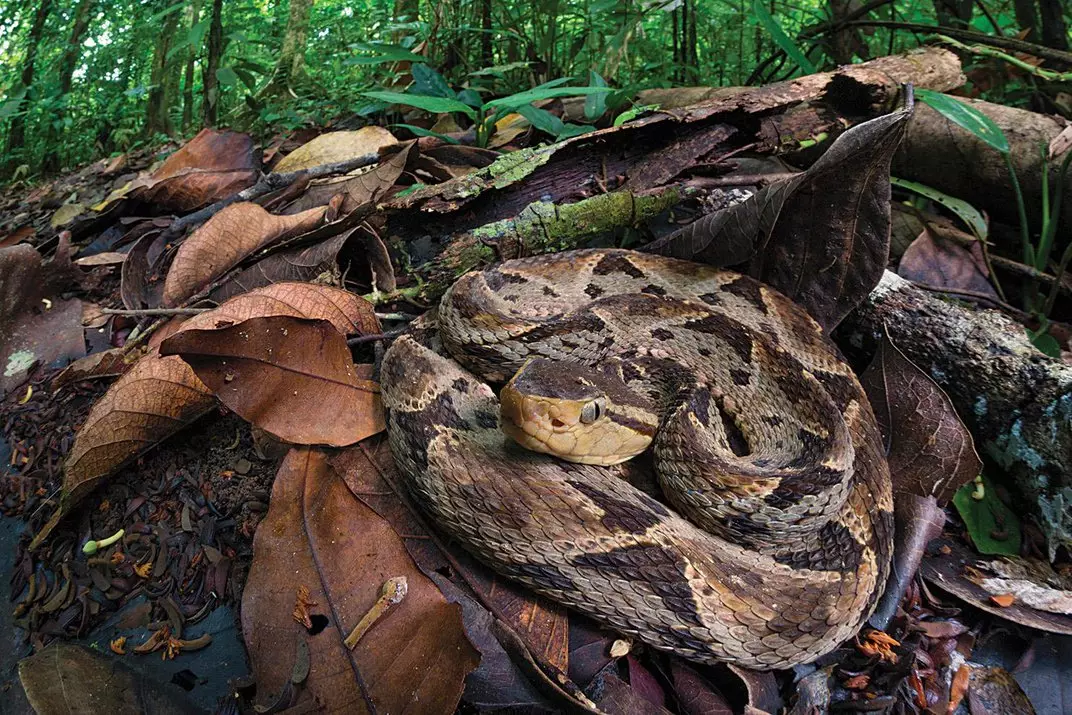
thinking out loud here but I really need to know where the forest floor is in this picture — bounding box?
[2,49,1072,715]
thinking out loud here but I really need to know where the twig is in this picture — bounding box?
[159,153,381,241]
[347,327,408,346]
[686,172,799,188]
[838,21,1072,66]
[102,307,208,317]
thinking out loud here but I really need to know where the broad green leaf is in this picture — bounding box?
[892,177,989,240]
[391,124,460,144]
[752,0,817,74]
[517,105,564,136]
[953,473,1021,556]
[916,89,1010,154]
[469,61,532,77]
[486,86,612,111]
[584,71,608,121]
[360,91,477,119]
[457,88,484,109]
[1029,329,1062,357]
[411,64,456,99]
[216,67,239,87]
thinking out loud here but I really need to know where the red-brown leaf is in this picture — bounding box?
[241,448,479,713]
[162,202,327,306]
[898,229,997,297]
[160,315,383,446]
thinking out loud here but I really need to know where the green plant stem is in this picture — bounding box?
[1004,153,1032,267]
[1037,150,1072,273]
[1043,239,1072,318]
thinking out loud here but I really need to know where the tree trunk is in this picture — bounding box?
[202,0,223,127]
[840,272,1072,557]
[1012,0,1040,42]
[480,0,493,68]
[4,0,54,170]
[182,0,202,131]
[269,0,314,94]
[42,0,95,173]
[931,0,973,27]
[1037,0,1069,51]
[145,2,181,136]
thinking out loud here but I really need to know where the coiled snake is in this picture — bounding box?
[381,249,893,669]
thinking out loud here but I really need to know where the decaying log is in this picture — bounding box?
[893,98,1071,245]
[840,271,1072,555]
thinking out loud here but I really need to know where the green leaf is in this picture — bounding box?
[517,105,564,136]
[891,177,989,240]
[360,91,477,119]
[485,86,612,111]
[390,124,461,144]
[457,88,484,109]
[953,473,1021,556]
[752,0,817,74]
[916,89,1010,154]
[216,67,239,87]
[411,64,456,99]
[1029,329,1062,357]
[584,71,608,121]
[347,43,428,65]
[614,104,659,127]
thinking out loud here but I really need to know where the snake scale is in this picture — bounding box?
[381,249,893,669]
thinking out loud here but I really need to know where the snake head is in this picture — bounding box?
[499,358,657,465]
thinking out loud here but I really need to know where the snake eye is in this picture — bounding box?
[580,400,603,424]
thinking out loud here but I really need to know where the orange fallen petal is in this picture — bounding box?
[110,636,127,655]
[990,593,1016,607]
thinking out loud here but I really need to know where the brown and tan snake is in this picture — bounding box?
[381,249,893,669]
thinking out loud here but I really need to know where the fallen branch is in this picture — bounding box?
[102,307,208,317]
[160,153,381,241]
[840,272,1072,556]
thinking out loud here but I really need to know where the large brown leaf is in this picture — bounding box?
[160,315,383,447]
[34,283,378,550]
[162,202,327,306]
[646,103,913,331]
[130,129,258,212]
[332,441,580,711]
[241,448,479,713]
[19,643,199,715]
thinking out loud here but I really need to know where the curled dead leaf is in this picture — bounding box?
[162,202,328,306]
[272,127,397,173]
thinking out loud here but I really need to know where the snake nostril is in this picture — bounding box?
[551,418,565,428]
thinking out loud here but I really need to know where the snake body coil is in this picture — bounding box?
[381,249,893,669]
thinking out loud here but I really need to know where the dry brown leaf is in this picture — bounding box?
[162,202,327,306]
[282,140,417,215]
[860,329,981,501]
[129,128,259,212]
[273,127,397,173]
[0,225,34,248]
[34,283,378,549]
[51,346,144,389]
[75,252,126,267]
[160,316,383,447]
[241,448,479,713]
[967,665,1037,714]
[19,643,199,714]
[898,229,997,297]
[207,232,351,304]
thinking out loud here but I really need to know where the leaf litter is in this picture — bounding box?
[0,76,1068,714]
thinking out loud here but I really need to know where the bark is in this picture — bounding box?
[891,98,1072,249]
[42,0,96,173]
[4,0,54,167]
[1038,0,1069,52]
[480,0,493,68]
[145,1,181,136]
[182,0,202,131]
[202,0,223,127]
[274,0,314,92]
[840,271,1072,556]
[1013,0,1040,42]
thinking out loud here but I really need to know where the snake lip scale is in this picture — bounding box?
[381,248,894,670]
